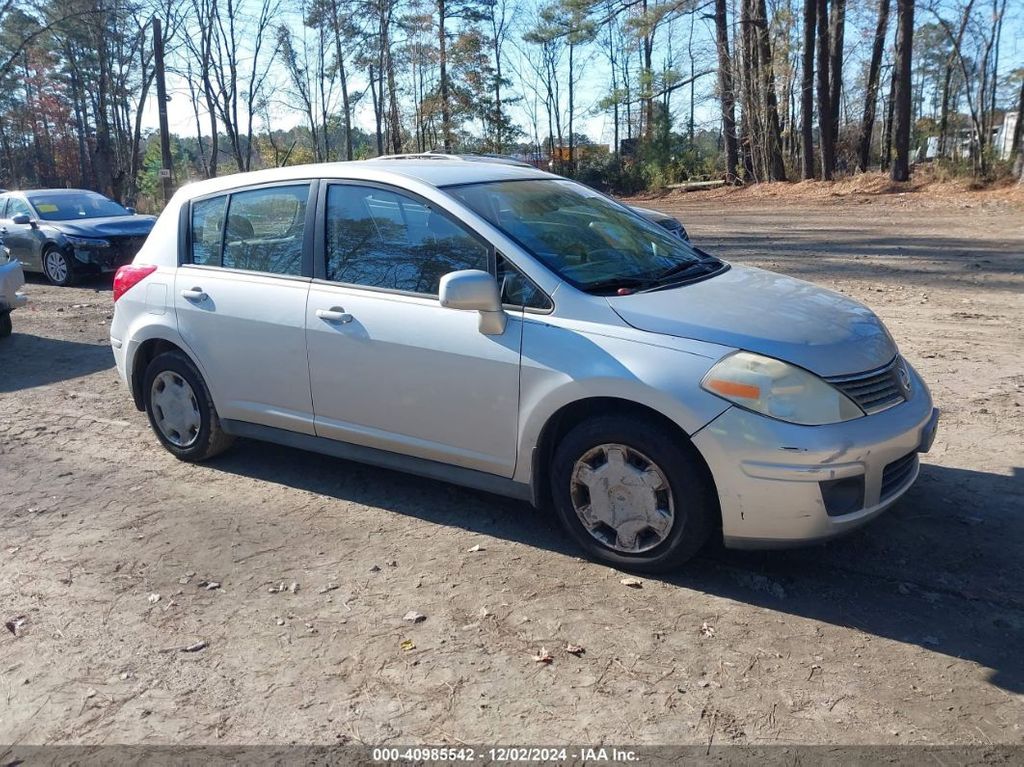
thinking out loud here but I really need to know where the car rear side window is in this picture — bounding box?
[222,186,308,276]
[325,185,488,296]
[189,186,309,275]
[191,196,227,266]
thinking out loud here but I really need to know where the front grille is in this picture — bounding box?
[825,357,906,414]
[880,451,918,500]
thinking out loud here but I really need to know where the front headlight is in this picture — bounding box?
[66,235,110,249]
[701,351,863,425]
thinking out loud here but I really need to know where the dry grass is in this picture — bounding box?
[637,170,1024,209]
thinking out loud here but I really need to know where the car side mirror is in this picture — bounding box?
[439,269,507,335]
[11,213,31,226]
[125,207,136,215]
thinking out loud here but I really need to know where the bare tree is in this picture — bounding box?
[800,0,816,178]
[714,0,740,181]
[814,0,833,178]
[857,0,891,172]
[890,0,914,181]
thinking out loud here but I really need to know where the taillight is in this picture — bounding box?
[113,264,157,302]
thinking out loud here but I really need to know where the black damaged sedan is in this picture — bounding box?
[0,189,155,286]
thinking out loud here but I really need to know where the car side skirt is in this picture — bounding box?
[221,420,534,504]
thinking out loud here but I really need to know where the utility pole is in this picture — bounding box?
[153,17,173,205]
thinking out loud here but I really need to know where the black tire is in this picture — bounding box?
[550,414,717,572]
[0,311,11,338]
[142,350,234,462]
[42,247,78,287]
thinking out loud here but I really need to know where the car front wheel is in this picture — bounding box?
[550,414,717,572]
[143,350,234,462]
[42,247,78,287]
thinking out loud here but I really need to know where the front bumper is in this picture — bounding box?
[72,236,147,273]
[692,365,937,548]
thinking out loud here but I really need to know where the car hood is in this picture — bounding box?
[607,264,897,377]
[50,216,156,238]
[628,205,672,224]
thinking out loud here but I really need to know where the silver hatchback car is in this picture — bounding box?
[110,159,938,571]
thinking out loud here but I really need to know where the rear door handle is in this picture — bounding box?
[316,307,353,324]
[181,287,207,301]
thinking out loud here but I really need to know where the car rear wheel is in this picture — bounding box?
[143,350,234,462]
[0,311,11,338]
[550,414,716,572]
[42,247,77,287]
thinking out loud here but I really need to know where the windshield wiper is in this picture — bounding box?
[583,260,725,296]
[580,275,658,294]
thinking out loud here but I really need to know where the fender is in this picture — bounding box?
[511,320,734,487]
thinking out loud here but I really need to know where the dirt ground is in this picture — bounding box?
[1,187,1022,747]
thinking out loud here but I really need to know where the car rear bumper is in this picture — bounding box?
[692,364,937,548]
[0,260,27,311]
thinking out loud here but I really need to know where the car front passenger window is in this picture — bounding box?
[325,185,488,295]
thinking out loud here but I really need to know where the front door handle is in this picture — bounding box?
[316,307,353,324]
[181,287,207,301]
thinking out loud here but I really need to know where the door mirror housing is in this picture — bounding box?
[439,269,507,335]
[125,206,136,215]
[11,213,32,226]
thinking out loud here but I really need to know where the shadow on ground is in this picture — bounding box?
[211,439,1024,694]
[699,231,1023,291]
[22,273,113,291]
[0,334,113,392]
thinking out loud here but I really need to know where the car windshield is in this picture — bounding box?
[27,191,130,221]
[446,178,723,293]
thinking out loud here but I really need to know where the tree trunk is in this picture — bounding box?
[754,0,786,180]
[881,60,897,170]
[857,0,890,171]
[438,0,452,152]
[827,0,846,165]
[800,0,817,179]
[385,26,401,154]
[815,0,833,179]
[642,0,653,141]
[1012,75,1024,159]
[715,0,741,182]
[890,0,914,182]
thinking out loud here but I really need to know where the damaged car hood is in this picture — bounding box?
[52,216,157,238]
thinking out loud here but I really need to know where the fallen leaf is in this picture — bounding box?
[289,582,300,594]
[4,616,27,636]
[565,643,585,656]
[198,580,220,590]
[181,640,208,653]
[403,610,427,623]
[700,621,715,638]
[400,639,416,652]
[467,544,485,553]
[147,593,161,604]
[532,647,554,663]
[620,577,643,589]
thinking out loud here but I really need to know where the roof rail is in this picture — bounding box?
[373,152,532,168]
